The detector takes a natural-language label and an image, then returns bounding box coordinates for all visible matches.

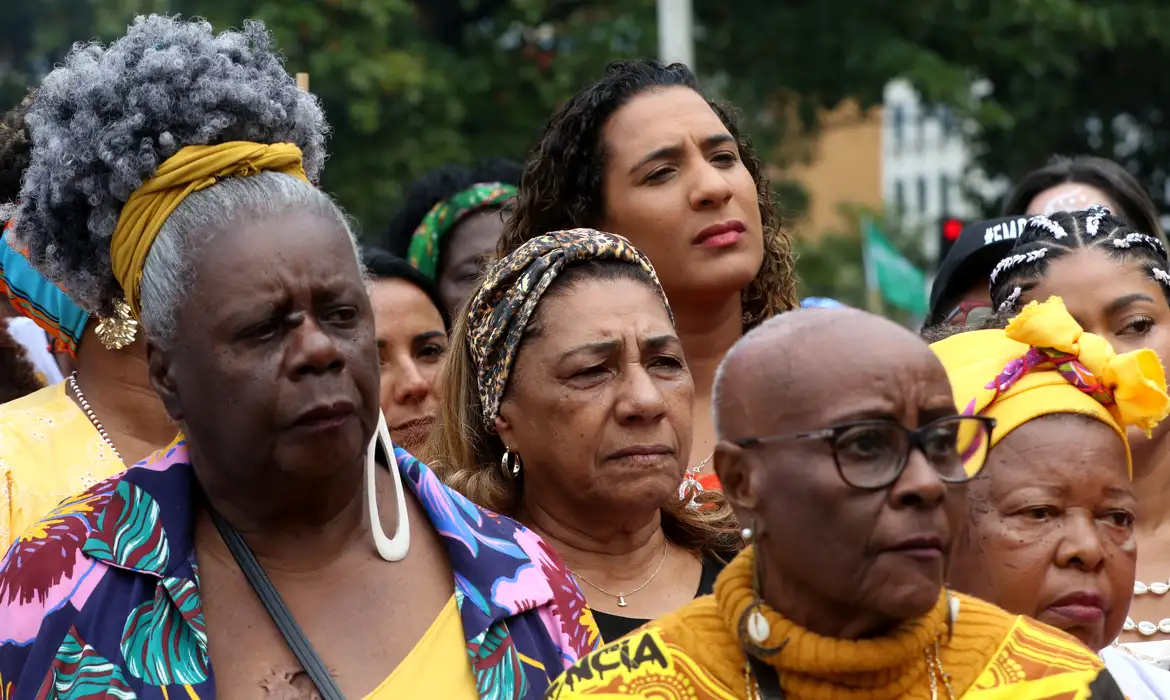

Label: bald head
[712,308,967,636]
[714,308,951,441]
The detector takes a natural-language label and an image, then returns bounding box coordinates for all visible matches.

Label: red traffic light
[942,218,964,242]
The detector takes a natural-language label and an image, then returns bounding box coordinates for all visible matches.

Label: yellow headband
[930,296,1170,475]
[110,141,309,317]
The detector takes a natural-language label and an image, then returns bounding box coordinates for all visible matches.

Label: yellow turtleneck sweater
[546,547,1118,699]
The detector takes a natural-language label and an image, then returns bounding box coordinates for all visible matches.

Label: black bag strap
[209,508,347,700]
[747,655,786,700]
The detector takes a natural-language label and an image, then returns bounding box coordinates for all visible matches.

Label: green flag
[861,217,928,315]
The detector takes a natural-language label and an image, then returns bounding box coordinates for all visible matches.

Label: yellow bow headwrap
[110,141,309,317]
[930,296,1170,475]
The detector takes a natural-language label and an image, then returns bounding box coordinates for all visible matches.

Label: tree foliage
[0,0,662,237]
[3,0,1169,270]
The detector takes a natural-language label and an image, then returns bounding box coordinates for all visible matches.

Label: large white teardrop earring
[368,410,411,562]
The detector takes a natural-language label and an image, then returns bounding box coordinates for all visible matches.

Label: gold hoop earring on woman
[500,449,522,480]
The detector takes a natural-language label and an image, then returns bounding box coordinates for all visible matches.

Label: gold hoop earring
[500,449,522,480]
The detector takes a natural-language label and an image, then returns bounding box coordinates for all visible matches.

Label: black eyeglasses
[733,415,997,490]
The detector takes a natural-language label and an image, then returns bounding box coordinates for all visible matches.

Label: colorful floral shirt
[0,439,600,699]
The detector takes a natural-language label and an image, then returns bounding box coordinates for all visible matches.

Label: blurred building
[880,79,1004,259]
[781,79,1002,260]
[778,100,883,238]
[881,81,977,226]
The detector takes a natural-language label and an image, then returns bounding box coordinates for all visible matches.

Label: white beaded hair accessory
[1112,232,1167,255]
[1153,268,1170,288]
[1085,205,1111,237]
[1028,214,1068,239]
[990,248,1048,284]
[998,286,1022,313]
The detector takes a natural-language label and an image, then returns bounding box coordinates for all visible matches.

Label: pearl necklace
[67,372,123,463]
[1124,578,1170,636]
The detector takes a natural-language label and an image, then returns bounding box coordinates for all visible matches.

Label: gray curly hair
[15,15,329,319]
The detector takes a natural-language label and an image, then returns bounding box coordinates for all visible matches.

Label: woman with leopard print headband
[426,227,742,644]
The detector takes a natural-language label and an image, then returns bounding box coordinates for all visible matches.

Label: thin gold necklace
[67,372,123,463]
[571,540,669,608]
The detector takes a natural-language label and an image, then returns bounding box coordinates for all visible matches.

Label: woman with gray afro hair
[0,14,596,700]
[16,14,328,323]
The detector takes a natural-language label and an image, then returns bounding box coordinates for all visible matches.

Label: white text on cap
[984,217,1029,246]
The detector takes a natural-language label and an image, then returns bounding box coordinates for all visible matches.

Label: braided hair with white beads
[989,206,1170,314]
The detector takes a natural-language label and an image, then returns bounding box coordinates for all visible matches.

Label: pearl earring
[741,526,753,541]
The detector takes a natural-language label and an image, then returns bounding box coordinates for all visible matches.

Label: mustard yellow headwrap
[110,141,309,317]
[930,296,1170,475]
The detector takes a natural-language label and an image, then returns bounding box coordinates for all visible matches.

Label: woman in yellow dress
[0,94,173,552]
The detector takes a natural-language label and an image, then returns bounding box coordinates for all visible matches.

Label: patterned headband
[963,346,1115,418]
[466,228,672,428]
[407,182,518,280]
[0,219,91,357]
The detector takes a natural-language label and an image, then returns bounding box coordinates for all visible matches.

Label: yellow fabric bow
[110,141,309,317]
[930,296,1170,476]
[1008,298,1169,434]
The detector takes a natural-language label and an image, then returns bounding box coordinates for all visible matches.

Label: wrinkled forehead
[184,213,364,319]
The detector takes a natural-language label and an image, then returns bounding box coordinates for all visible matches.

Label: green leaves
[5,0,1167,272]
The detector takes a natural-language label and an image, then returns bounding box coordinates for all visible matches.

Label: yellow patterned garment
[546,548,1123,699]
[0,382,124,553]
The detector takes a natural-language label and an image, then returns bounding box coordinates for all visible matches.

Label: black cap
[928,215,1031,324]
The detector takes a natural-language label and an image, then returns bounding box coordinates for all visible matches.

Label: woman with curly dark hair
[498,59,798,494]
[384,159,522,315]
[0,320,43,404]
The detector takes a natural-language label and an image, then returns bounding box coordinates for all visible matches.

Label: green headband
[406,182,518,279]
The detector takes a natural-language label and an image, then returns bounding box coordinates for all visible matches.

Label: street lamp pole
[657,0,694,70]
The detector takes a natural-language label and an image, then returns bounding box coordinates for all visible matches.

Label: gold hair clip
[95,298,138,350]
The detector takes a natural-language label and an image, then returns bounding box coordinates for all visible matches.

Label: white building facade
[881,79,1005,259]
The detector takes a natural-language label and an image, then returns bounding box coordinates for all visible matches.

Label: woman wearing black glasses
[548,305,1125,699]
